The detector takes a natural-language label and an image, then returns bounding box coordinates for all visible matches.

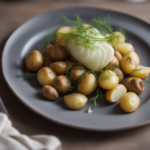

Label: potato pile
[25,28,150,113]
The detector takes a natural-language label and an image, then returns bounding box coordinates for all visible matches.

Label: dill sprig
[89,88,103,109]
[57,15,126,51]
[115,27,126,40]
[133,68,142,73]
[127,56,131,60]
[144,79,150,86]
[18,72,36,80]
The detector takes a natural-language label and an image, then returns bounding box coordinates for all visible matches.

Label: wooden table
[0,1,150,150]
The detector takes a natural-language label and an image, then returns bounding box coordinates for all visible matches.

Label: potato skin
[112,68,124,82]
[77,73,97,95]
[105,56,119,69]
[120,56,136,74]
[121,77,145,94]
[43,56,53,67]
[119,92,140,113]
[124,51,140,66]
[43,45,53,57]
[64,93,88,110]
[50,61,71,75]
[37,67,57,86]
[26,50,43,71]
[98,70,119,90]
[70,65,87,81]
[41,85,59,100]
[114,50,122,62]
[53,75,71,94]
[50,44,67,61]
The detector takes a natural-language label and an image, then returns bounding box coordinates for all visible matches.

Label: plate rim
[2,6,150,131]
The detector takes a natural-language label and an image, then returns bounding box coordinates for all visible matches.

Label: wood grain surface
[0,1,150,150]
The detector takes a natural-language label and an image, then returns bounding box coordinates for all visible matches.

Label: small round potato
[41,85,59,100]
[77,73,97,95]
[124,51,140,66]
[37,67,57,86]
[43,56,53,67]
[114,50,122,62]
[25,50,43,71]
[115,43,135,55]
[43,45,53,57]
[105,56,119,69]
[98,70,119,90]
[120,56,137,74]
[53,75,71,94]
[130,65,150,79]
[70,65,87,81]
[64,93,88,110]
[112,68,124,82]
[110,31,125,48]
[50,44,67,61]
[50,61,71,75]
[119,92,140,113]
[105,84,127,103]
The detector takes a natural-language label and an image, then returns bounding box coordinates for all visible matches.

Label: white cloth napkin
[0,113,61,150]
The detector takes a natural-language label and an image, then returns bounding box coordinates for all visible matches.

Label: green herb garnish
[18,72,36,80]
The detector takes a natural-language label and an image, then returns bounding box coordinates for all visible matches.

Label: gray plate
[2,7,150,131]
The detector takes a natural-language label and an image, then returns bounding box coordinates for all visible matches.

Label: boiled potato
[55,26,71,45]
[124,51,140,66]
[114,50,122,62]
[64,93,88,110]
[119,92,140,113]
[130,65,150,79]
[53,75,71,94]
[43,45,53,57]
[120,56,136,74]
[105,56,119,69]
[26,50,43,71]
[50,61,71,75]
[105,84,127,103]
[43,56,53,67]
[121,77,145,94]
[115,43,134,55]
[50,44,67,61]
[70,65,87,81]
[41,85,59,100]
[110,31,125,48]
[77,73,97,95]
[112,68,124,82]
[37,67,57,86]
[98,70,119,90]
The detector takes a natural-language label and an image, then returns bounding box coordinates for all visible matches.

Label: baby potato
[64,93,88,110]
[53,75,71,94]
[43,45,53,57]
[70,65,87,81]
[98,70,119,90]
[43,56,53,67]
[120,56,136,74]
[25,50,43,71]
[121,77,145,94]
[77,73,97,95]
[130,65,150,79]
[119,92,140,113]
[50,61,71,75]
[124,51,140,66]
[50,44,67,61]
[112,68,124,82]
[105,56,119,69]
[55,26,71,45]
[115,43,135,55]
[37,67,57,86]
[41,85,59,100]
[110,31,125,48]
[105,84,127,103]
[114,50,122,62]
